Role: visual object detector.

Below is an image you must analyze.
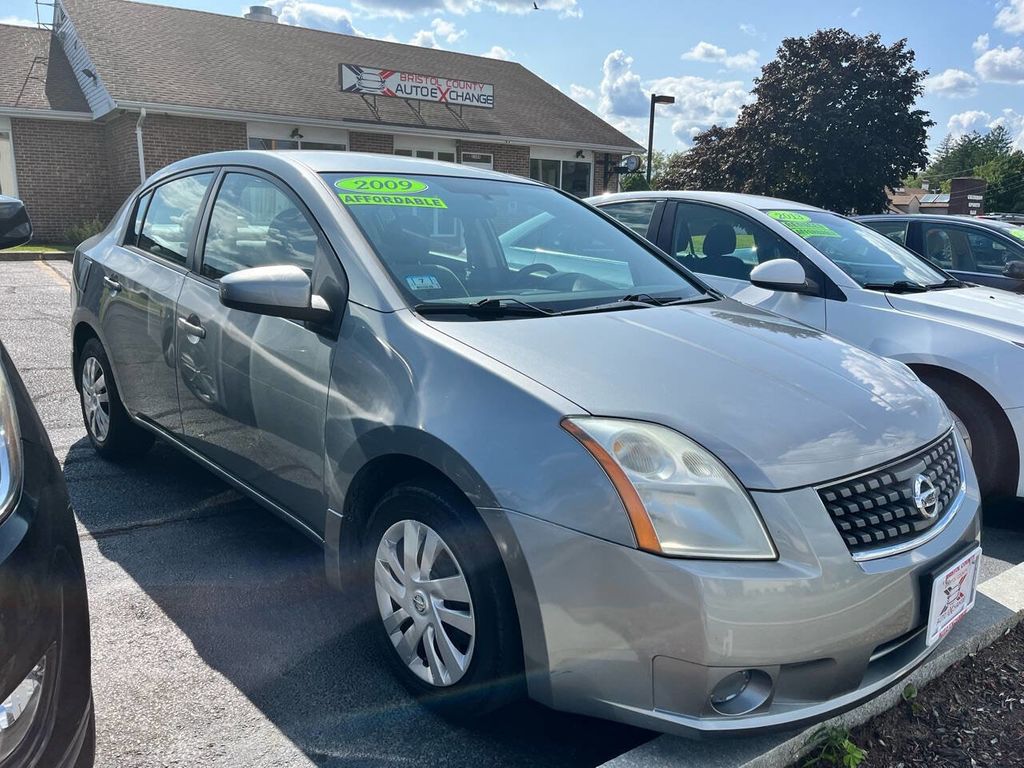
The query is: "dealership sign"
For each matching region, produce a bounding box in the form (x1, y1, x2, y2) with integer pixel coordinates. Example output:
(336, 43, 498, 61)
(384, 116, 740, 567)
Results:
(340, 64, 494, 109)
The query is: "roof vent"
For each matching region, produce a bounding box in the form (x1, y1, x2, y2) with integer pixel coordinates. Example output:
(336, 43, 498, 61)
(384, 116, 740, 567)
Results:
(244, 5, 278, 22)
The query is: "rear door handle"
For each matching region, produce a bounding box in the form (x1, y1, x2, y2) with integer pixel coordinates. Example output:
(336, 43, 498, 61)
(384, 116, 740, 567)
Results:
(177, 316, 206, 339)
(103, 275, 122, 292)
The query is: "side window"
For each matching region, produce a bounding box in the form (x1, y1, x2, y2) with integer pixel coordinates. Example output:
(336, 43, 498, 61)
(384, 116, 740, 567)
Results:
(965, 229, 1015, 271)
(672, 202, 805, 281)
(124, 191, 152, 247)
(201, 173, 324, 281)
(921, 224, 969, 270)
(600, 201, 659, 237)
(865, 219, 908, 246)
(137, 174, 214, 265)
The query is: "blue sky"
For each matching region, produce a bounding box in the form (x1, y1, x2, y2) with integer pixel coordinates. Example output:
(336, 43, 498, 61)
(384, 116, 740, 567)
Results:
(5, 0, 1024, 156)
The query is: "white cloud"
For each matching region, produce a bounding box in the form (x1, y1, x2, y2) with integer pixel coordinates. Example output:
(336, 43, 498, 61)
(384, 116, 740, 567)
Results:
(598, 49, 649, 118)
(348, 0, 579, 20)
(924, 68, 978, 97)
(569, 83, 595, 103)
(648, 73, 750, 143)
(739, 23, 758, 36)
(991, 108, 1024, 150)
(681, 41, 759, 70)
(851, 6, 862, 17)
(973, 33, 990, 55)
(267, 0, 362, 34)
(947, 110, 991, 137)
(975, 45, 1024, 83)
(408, 17, 466, 47)
(995, 0, 1024, 34)
(0, 16, 36, 26)
(481, 44, 514, 59)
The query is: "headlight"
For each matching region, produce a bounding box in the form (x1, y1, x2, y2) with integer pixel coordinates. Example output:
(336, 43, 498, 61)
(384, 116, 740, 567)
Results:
(0, 361, 22, 523)
(562, 417, 776, 559)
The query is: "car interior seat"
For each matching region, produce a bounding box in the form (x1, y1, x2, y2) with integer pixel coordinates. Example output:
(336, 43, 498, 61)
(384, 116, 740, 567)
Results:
(700, 224, 751, 279)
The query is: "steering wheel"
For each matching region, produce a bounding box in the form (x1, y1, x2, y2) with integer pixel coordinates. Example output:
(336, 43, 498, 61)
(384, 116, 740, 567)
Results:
(513, 262, 558, 286)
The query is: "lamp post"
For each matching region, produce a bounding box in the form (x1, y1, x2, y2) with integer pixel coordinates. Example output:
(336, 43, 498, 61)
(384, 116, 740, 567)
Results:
(647, 93, 675, 184)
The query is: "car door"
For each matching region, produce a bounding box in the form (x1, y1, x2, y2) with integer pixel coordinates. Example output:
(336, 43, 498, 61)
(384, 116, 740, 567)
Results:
(662, 201, 828, 330)
(175, 168, 341, 531)
(916, 221, 1024, 291)
(98, 171, 215, 431)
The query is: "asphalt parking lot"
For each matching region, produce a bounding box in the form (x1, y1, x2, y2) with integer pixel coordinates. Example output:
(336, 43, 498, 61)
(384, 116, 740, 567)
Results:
(3, 259, 1024, 767)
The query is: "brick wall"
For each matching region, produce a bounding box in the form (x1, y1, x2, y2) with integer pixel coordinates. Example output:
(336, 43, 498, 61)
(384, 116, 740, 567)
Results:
(457, 140, 530, 178)
(10, 118, 113, 242)
(103, 113, 141, 207)
(350, 131, 394, 154)
(592, 153, 622, 196)
(140, 114, 246, 174)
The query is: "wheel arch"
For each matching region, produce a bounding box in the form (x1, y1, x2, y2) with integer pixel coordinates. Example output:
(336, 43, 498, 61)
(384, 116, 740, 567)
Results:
(71, 320, 101, 390)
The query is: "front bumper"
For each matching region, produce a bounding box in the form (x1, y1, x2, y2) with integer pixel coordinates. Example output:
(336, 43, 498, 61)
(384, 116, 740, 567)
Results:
(1, 348, 93, 768)
(482, 433, 982, 737)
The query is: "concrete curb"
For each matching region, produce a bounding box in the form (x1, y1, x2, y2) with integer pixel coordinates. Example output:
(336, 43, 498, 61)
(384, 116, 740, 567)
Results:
(601, 559, 1024, 768)
(0, 251, 73, 262)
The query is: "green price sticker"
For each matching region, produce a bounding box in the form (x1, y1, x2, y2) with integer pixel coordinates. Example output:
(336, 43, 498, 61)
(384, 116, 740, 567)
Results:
(766, 211, 811, 223)
(1011, 229, 1024, 242)
(335, 176, 430, 194)
(785, 222, 840, 238)
(338, 192, 447, 209)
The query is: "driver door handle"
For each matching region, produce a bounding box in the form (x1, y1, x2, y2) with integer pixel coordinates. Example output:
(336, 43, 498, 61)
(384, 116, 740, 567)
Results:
(103, 275, 122, 292)
(177, 315, 206, 339)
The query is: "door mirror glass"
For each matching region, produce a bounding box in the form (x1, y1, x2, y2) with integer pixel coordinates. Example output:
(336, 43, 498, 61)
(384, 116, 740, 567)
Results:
(0, 196, 31, 250)
(219, 264, 333, 322)
(1004, 260, 1024, 279)
(750, 258, 815, 294)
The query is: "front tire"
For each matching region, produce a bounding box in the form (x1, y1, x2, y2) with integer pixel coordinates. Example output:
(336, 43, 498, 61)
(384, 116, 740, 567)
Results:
(77, 338, 154, 460)
(363, 481, 523, 716)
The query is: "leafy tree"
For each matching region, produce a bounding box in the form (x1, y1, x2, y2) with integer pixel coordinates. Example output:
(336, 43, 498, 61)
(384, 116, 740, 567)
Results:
(975, 151, 1024, 212)
(924, 126, 1015, 188)
(621, 150, 675, 191)
(658, 29, 932, 213)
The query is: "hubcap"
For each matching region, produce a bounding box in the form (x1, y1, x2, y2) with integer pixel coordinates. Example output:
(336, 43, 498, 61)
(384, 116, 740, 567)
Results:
(80, 356, 110, 442)
(374, 519, 475, 687)
(951, 411, 973, 457)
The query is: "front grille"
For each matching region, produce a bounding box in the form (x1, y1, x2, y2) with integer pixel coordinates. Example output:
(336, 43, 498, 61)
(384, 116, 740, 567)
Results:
(818, 432, 962, 556)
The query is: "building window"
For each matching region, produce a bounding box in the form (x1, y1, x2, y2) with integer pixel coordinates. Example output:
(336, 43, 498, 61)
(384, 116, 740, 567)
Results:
(0, 119, 17, 198)
(461, 152, 493, 170)
(395, 148, 455, 163)
(530, 158, 592, 197)
(248, 137, 346, 151)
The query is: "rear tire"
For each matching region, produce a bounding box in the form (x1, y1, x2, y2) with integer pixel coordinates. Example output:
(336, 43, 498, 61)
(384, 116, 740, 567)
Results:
(77, 338, 154, 460)
(361, 480, 524, 717)
(920, 373, 1016, 500)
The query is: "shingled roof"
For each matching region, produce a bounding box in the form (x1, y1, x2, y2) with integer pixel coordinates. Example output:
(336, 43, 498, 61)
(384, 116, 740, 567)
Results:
(58, 0, 641, 151)
(0, 24, 90, 113)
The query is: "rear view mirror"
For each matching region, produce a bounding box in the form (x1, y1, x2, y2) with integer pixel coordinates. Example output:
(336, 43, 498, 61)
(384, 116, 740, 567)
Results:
(1003, 260, 1024, 279)
(0, 196, 32, 250)
(750, 258, 817, 295)
(219, 264, 333, 323)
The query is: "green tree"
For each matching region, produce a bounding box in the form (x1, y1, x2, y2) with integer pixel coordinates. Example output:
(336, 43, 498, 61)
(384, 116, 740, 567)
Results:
(975, 150, 1024, 212)
(658, 29, 932, 213)
(924, 126, 1013, 187)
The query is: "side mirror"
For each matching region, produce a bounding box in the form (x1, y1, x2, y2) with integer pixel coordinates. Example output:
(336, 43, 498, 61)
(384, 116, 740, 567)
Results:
(219, 264, 332, 323)
(750, 258, 817, 295)
(1003, 260, 1024, 279)
(0, 196, 32, 250)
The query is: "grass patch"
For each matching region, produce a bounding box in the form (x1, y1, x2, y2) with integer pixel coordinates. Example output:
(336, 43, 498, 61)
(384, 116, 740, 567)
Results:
(6, 243, 71, 253)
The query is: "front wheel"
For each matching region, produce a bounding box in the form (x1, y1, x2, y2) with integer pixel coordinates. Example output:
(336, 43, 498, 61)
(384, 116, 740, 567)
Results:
(364, 482, 523, 716)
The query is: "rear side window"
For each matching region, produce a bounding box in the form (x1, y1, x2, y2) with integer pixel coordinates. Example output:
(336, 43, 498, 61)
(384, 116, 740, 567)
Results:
(137, 173, 214, 265)
(124, 192, 152, 247)
(865, 219, 908, 246)
(601, 200, 659, 237)
(201, 172, 324, 280)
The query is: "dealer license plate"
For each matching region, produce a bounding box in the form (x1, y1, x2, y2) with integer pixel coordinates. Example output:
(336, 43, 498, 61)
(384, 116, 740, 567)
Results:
(926, 547, 982, 647)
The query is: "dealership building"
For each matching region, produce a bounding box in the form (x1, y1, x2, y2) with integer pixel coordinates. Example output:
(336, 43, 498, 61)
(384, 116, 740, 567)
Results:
(0, 0, 642, 240)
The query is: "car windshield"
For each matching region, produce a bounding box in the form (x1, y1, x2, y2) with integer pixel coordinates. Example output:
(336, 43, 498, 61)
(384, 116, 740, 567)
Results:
(765, 209, 950, 289)
(987, 220, 1024, 243)
(322, 172, 705, 315)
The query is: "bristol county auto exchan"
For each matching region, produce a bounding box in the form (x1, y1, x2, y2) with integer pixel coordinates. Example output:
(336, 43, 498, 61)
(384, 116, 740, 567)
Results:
(69, 151, 982, 736)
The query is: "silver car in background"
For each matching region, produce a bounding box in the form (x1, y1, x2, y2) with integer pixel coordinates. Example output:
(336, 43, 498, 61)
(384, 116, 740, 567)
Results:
(70, 152, 981, 736)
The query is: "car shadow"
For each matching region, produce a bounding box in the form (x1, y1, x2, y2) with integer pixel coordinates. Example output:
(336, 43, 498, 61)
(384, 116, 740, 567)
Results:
(67, 436, 653, 767)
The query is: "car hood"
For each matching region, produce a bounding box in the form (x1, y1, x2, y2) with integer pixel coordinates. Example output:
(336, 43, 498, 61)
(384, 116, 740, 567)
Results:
(429, 299, 950, 491)
(886, 286, 1024, 343)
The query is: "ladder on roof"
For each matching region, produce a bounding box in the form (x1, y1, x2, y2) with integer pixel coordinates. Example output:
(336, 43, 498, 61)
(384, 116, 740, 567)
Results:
(35, 0, 56, 30)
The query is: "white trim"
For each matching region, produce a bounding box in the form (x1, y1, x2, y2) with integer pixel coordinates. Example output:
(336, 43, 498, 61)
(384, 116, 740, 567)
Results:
(0, 107, 93, 122)
(393, 134, 456, 152)
(113, 100, 641, 154)
(246, 121, 349, 148)
(530, 146, 592, 163)
(0, 117, 17, 198)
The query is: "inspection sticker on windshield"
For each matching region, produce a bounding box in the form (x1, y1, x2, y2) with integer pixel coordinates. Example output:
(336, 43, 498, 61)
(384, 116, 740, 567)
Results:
(926, 547, 981, 647)
(406, 275, 442, 291)
(766, 211, 840, 238)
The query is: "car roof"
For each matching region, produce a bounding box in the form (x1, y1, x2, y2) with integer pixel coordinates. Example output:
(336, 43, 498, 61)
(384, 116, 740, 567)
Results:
(587, 190, 822, 212)
(146, 149, 542, 187)
(857, 213, 1006, 226)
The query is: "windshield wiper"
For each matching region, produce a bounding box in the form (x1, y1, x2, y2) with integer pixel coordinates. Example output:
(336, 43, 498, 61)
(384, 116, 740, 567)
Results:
(862, 280, 930, 294)
(620, 293, 715, 306)
(927, 278, 967, 289)
(415, 297, 553, 318)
